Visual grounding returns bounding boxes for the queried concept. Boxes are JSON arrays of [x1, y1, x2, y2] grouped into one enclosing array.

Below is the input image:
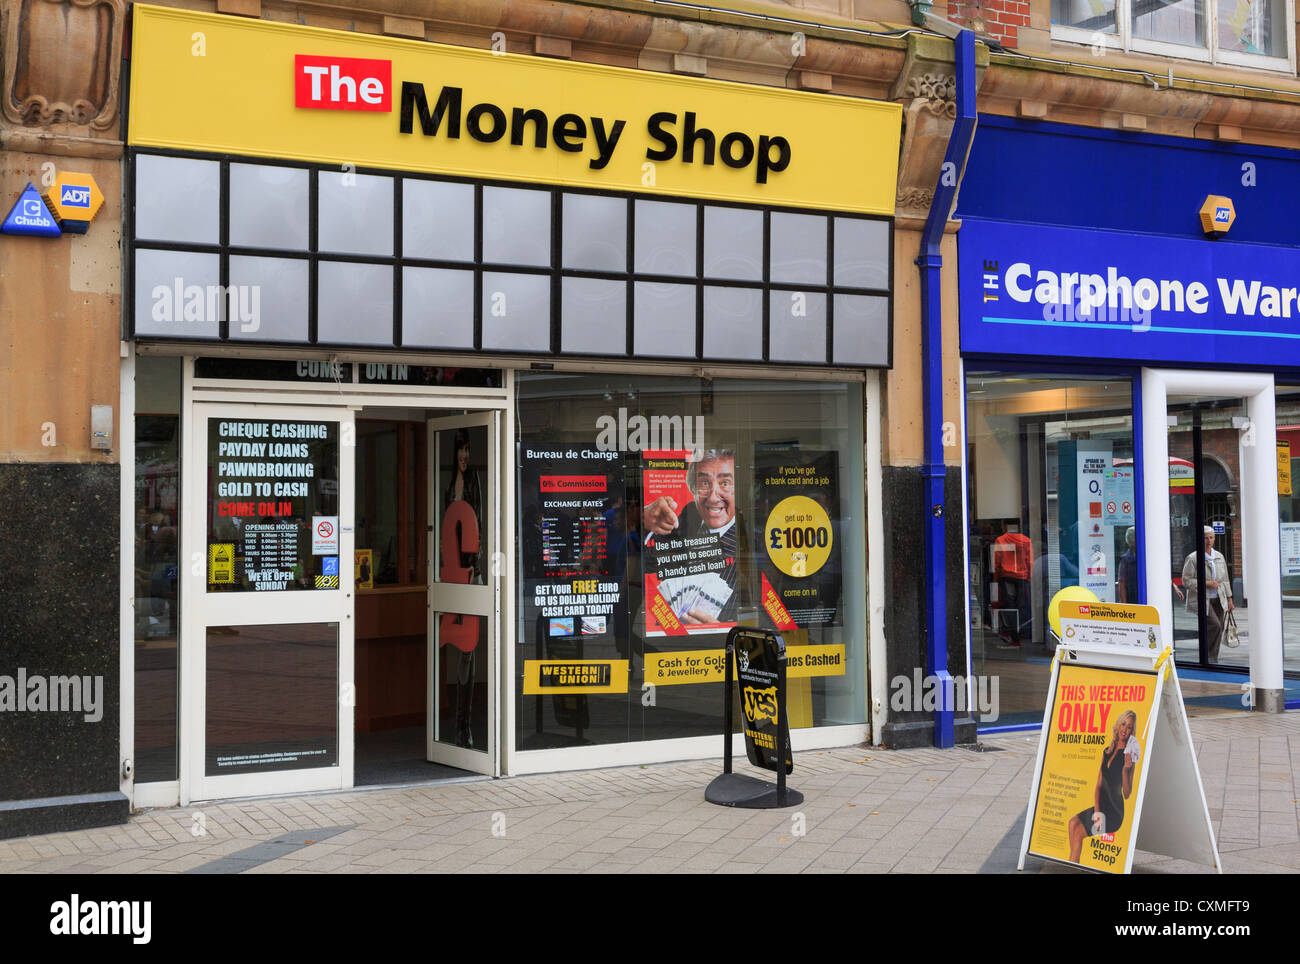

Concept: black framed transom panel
[[128, 150, 894, 368]]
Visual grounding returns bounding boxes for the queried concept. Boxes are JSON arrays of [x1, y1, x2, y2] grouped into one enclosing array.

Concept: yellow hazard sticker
[[208, 543, 234, 584]]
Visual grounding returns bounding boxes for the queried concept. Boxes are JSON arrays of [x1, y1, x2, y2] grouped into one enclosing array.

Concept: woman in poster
[[1068, 709, 1140, 862]]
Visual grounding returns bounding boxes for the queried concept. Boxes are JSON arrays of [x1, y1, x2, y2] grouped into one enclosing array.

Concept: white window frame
[[1140, 369, 1285, 699], [1051, 0, 1297, 74]]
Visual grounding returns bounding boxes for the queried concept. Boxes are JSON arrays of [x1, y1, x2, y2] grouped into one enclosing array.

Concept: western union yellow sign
[[128, 5, 900, 214], [523, 660, 630, 695]]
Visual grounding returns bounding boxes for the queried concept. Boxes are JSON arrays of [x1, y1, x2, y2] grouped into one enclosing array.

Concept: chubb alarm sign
[[127, 4, 901, 215]]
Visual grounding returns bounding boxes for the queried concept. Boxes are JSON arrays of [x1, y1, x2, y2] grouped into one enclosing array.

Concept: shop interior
[[966, 374, 1136, 725], [966, 374, 1300, 729], [133, 356, 499, 790], [353, 398, 500, 785]]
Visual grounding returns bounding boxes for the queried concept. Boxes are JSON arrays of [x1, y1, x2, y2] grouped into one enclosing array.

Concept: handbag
[[1221, 610, 1241, 649]]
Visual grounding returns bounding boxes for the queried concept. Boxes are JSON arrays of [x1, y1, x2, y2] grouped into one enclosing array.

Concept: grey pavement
[[1, 709, 1296, 874]]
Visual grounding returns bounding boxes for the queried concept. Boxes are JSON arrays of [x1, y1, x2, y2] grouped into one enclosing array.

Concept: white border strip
[[501, 373, 517, 777], [866, 371, 888, 745], [958, 357, 974, 715], [1140, 369, 1283, 693], [119, 346, 136, 807]]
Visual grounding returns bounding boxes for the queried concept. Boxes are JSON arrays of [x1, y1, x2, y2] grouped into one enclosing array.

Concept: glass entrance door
[[426, 412, 498, 775], [1275, 384, 1300, 677], [183, 402, 355, 801], [1167, 397, 1250, 670]]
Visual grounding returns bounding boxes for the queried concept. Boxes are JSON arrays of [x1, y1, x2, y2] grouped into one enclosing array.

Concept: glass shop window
[[966, 372, 1135, 725], [515, 373, 868, 750], [134, 356, 181, 783]]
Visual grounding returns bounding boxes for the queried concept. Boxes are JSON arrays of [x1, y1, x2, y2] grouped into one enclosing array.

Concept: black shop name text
[[399, 84, 791, 183]]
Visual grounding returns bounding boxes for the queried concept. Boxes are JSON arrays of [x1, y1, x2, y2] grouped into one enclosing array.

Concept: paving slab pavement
[[1, 709, 1295, 875]]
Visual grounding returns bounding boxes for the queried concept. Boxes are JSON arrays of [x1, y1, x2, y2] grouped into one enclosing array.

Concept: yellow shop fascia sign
[[128, 4, 900, 215]]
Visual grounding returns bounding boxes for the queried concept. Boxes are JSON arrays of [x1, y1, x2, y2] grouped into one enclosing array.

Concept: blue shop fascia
[[954, 117, 1300, 727]]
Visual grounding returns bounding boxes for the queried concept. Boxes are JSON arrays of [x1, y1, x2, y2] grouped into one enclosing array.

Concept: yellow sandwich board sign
[[1019, 605, 1220, 874], [1028, 662, 1157, 871]]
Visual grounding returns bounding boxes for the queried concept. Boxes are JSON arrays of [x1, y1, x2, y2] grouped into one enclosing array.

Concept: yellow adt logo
[[1199, 195, 1235, 236], [43, 172, 104, 235]]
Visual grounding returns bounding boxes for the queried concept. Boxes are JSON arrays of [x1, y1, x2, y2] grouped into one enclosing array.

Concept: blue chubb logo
[[60, 185, 91, 208]]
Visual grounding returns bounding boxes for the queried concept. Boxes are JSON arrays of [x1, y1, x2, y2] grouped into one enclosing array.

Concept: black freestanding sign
[[704, 627, 803, 808]]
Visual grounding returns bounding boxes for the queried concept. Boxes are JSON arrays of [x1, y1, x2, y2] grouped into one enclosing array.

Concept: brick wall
[[947, 0, 1029, 48]]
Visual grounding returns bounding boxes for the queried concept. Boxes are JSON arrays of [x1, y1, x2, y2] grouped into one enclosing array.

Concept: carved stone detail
[[904, 72, 957, 119], [894, 97, 956, 222], [2, 0, 126, 131], [896, 187, 935, 209], [889, 35, 981, 223]]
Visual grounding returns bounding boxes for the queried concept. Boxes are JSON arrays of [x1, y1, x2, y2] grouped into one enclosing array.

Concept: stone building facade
[[2, 0, 1297, 836]]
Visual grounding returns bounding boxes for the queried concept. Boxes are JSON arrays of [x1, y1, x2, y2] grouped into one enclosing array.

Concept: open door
[[426, 412, 498, 775], [184, 402, 355, 802], [1166, 396, 1251, 671]]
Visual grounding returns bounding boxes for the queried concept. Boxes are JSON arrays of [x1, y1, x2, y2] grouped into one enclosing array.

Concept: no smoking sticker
[[764, 496, 832, 577], [312, 515, 339, 554]]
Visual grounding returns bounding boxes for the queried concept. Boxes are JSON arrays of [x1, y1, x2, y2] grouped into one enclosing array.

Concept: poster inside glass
[[515, 373, 868, 750]]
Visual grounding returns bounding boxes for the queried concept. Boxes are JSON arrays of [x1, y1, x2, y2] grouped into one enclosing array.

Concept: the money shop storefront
[[123, 6, 901, 805]]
